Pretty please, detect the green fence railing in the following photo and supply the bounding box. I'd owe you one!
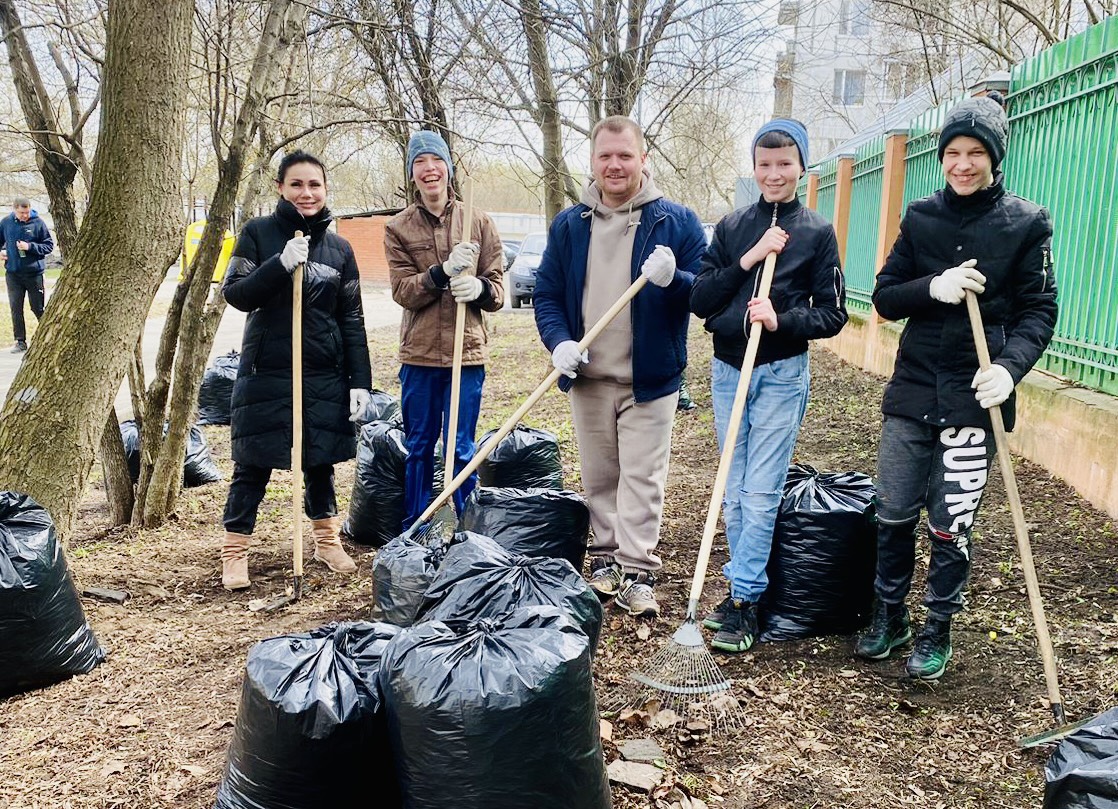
[843,137,885,313]
[815,158,838,222]
[901,96,964,208]
[1005,16,1118,394]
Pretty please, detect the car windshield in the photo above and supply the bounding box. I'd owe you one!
[519,233,546,256]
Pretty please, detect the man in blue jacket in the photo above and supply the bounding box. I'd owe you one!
[1,198,54,353]
[533,116,707,618]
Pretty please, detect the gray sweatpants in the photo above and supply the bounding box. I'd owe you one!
[569,378,678,574]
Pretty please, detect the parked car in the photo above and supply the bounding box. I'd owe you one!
[502,239,522,270]
[508,232,546,309]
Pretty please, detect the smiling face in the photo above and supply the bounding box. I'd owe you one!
[411,153,450,209]
[941,135,994,196]
[753,145,802,204]
[276,161,327,217]
[591,126,646,208]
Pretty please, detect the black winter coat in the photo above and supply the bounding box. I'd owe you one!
[691,196,847,369]
[222,199,372,469]
[872,174,1058,432]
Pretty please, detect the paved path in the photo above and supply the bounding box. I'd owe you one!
[0,274,407,420]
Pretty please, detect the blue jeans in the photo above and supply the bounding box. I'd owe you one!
[711,353,810,602]
[399,363,485,529]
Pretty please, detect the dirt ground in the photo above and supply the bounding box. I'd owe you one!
[1,312,1115,809]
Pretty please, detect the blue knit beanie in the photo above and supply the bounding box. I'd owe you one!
[752,118,810,171]
[407,130,454,180]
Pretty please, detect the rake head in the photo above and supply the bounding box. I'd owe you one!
[613,617,747,736]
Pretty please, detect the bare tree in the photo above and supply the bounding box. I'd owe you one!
[0,0,192,540]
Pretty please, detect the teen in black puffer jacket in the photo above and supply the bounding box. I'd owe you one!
[218,150,372,591]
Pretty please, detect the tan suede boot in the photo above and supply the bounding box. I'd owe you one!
[311,516,356,573]
[221,531,251,590]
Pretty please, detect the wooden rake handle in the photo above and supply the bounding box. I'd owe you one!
[444,174,475,501]
[964,290,1065,723]
[291,230,305,582]
[418,273,650,525]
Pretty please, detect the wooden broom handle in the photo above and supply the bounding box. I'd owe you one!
[964,290,1064,722]
[291,230,304,578]
[418,273,650,525]
[444,174,475,499]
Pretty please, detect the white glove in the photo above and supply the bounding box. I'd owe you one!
[971,364,1014,409]
[450,274,484,303]
[349,388,371,421]
[640,244,676,287]
[929,259,985,304]
[279,235,310,272]
[551,340,588,379]
[443,242,479,276]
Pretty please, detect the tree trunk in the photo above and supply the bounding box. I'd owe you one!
[136,0,301,528]
[520,0,568,222]
[99,408,133,525]
[0,0,192,541]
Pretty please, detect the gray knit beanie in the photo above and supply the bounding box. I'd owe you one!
[937,92,1009,168]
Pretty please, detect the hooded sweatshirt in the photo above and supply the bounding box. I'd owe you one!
[579,168,663,383]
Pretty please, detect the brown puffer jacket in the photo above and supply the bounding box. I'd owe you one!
[385,198,505,367]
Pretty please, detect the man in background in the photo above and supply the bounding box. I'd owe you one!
[1,197,54,353]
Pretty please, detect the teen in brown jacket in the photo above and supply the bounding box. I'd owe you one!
[384,130,504,529]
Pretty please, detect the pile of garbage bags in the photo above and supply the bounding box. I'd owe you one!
[197,350,239,425]
[120,420,222,488]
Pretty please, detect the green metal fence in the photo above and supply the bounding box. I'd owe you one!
[843,137,885,313]
[1004,16,1118,394]
[815,158,838,221]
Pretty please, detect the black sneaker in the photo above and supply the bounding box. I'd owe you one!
[10,340,27,354]
[587,557,622,600]
[702,594,735,631]
[710,599,758,653]
[677,379,696,411]
[615,572,659,617]
[906,614,953,680]
[854,600,912,660]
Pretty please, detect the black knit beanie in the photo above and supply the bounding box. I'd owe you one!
[937,91,1009,168]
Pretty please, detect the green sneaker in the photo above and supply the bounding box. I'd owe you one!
[702,594,735,630]
[587,557,622,600]
[906,615,953,680]
[710,600,758,653]
[854,601,912,660]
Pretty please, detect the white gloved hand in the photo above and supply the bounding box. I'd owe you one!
[551,340,588,379]
[971,364,1014,409]
[280,235,310,272]
[929,259,985,304]
[640,244,676,287]
[349,388,371,422]
[443,242,480,277]
[450,274,484,303]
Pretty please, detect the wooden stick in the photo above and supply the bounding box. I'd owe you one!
[418,273,650,525]
[964,290,1065,724]
[291,230,304,597]
[444,173,475,503]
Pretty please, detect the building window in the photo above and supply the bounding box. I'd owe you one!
[833,69,866,105]
[885,61,923,100]
[838,0,871,36]
[777,0,799,25]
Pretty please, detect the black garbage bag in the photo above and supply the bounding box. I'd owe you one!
[197,350,240,425]
[119,421,222,488]
[459,487,590,570]
[215,621,402,809]
[419,532,602,654]
[0,491,105,697]
[758,464,876,642]
[371,527,466,627]
[344,421,444,548]
[477,424,562,490]
[379,606,611,809]
[1044,707,1118,808]
[183,425,222,487]
[351,389,401,431]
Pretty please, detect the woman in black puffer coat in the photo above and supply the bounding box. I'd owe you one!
[218,150,372,590]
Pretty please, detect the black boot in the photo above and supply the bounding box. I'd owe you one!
[906,613,953,680]
[854,600,911,660]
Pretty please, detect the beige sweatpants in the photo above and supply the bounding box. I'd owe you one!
[569,378,678,573]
